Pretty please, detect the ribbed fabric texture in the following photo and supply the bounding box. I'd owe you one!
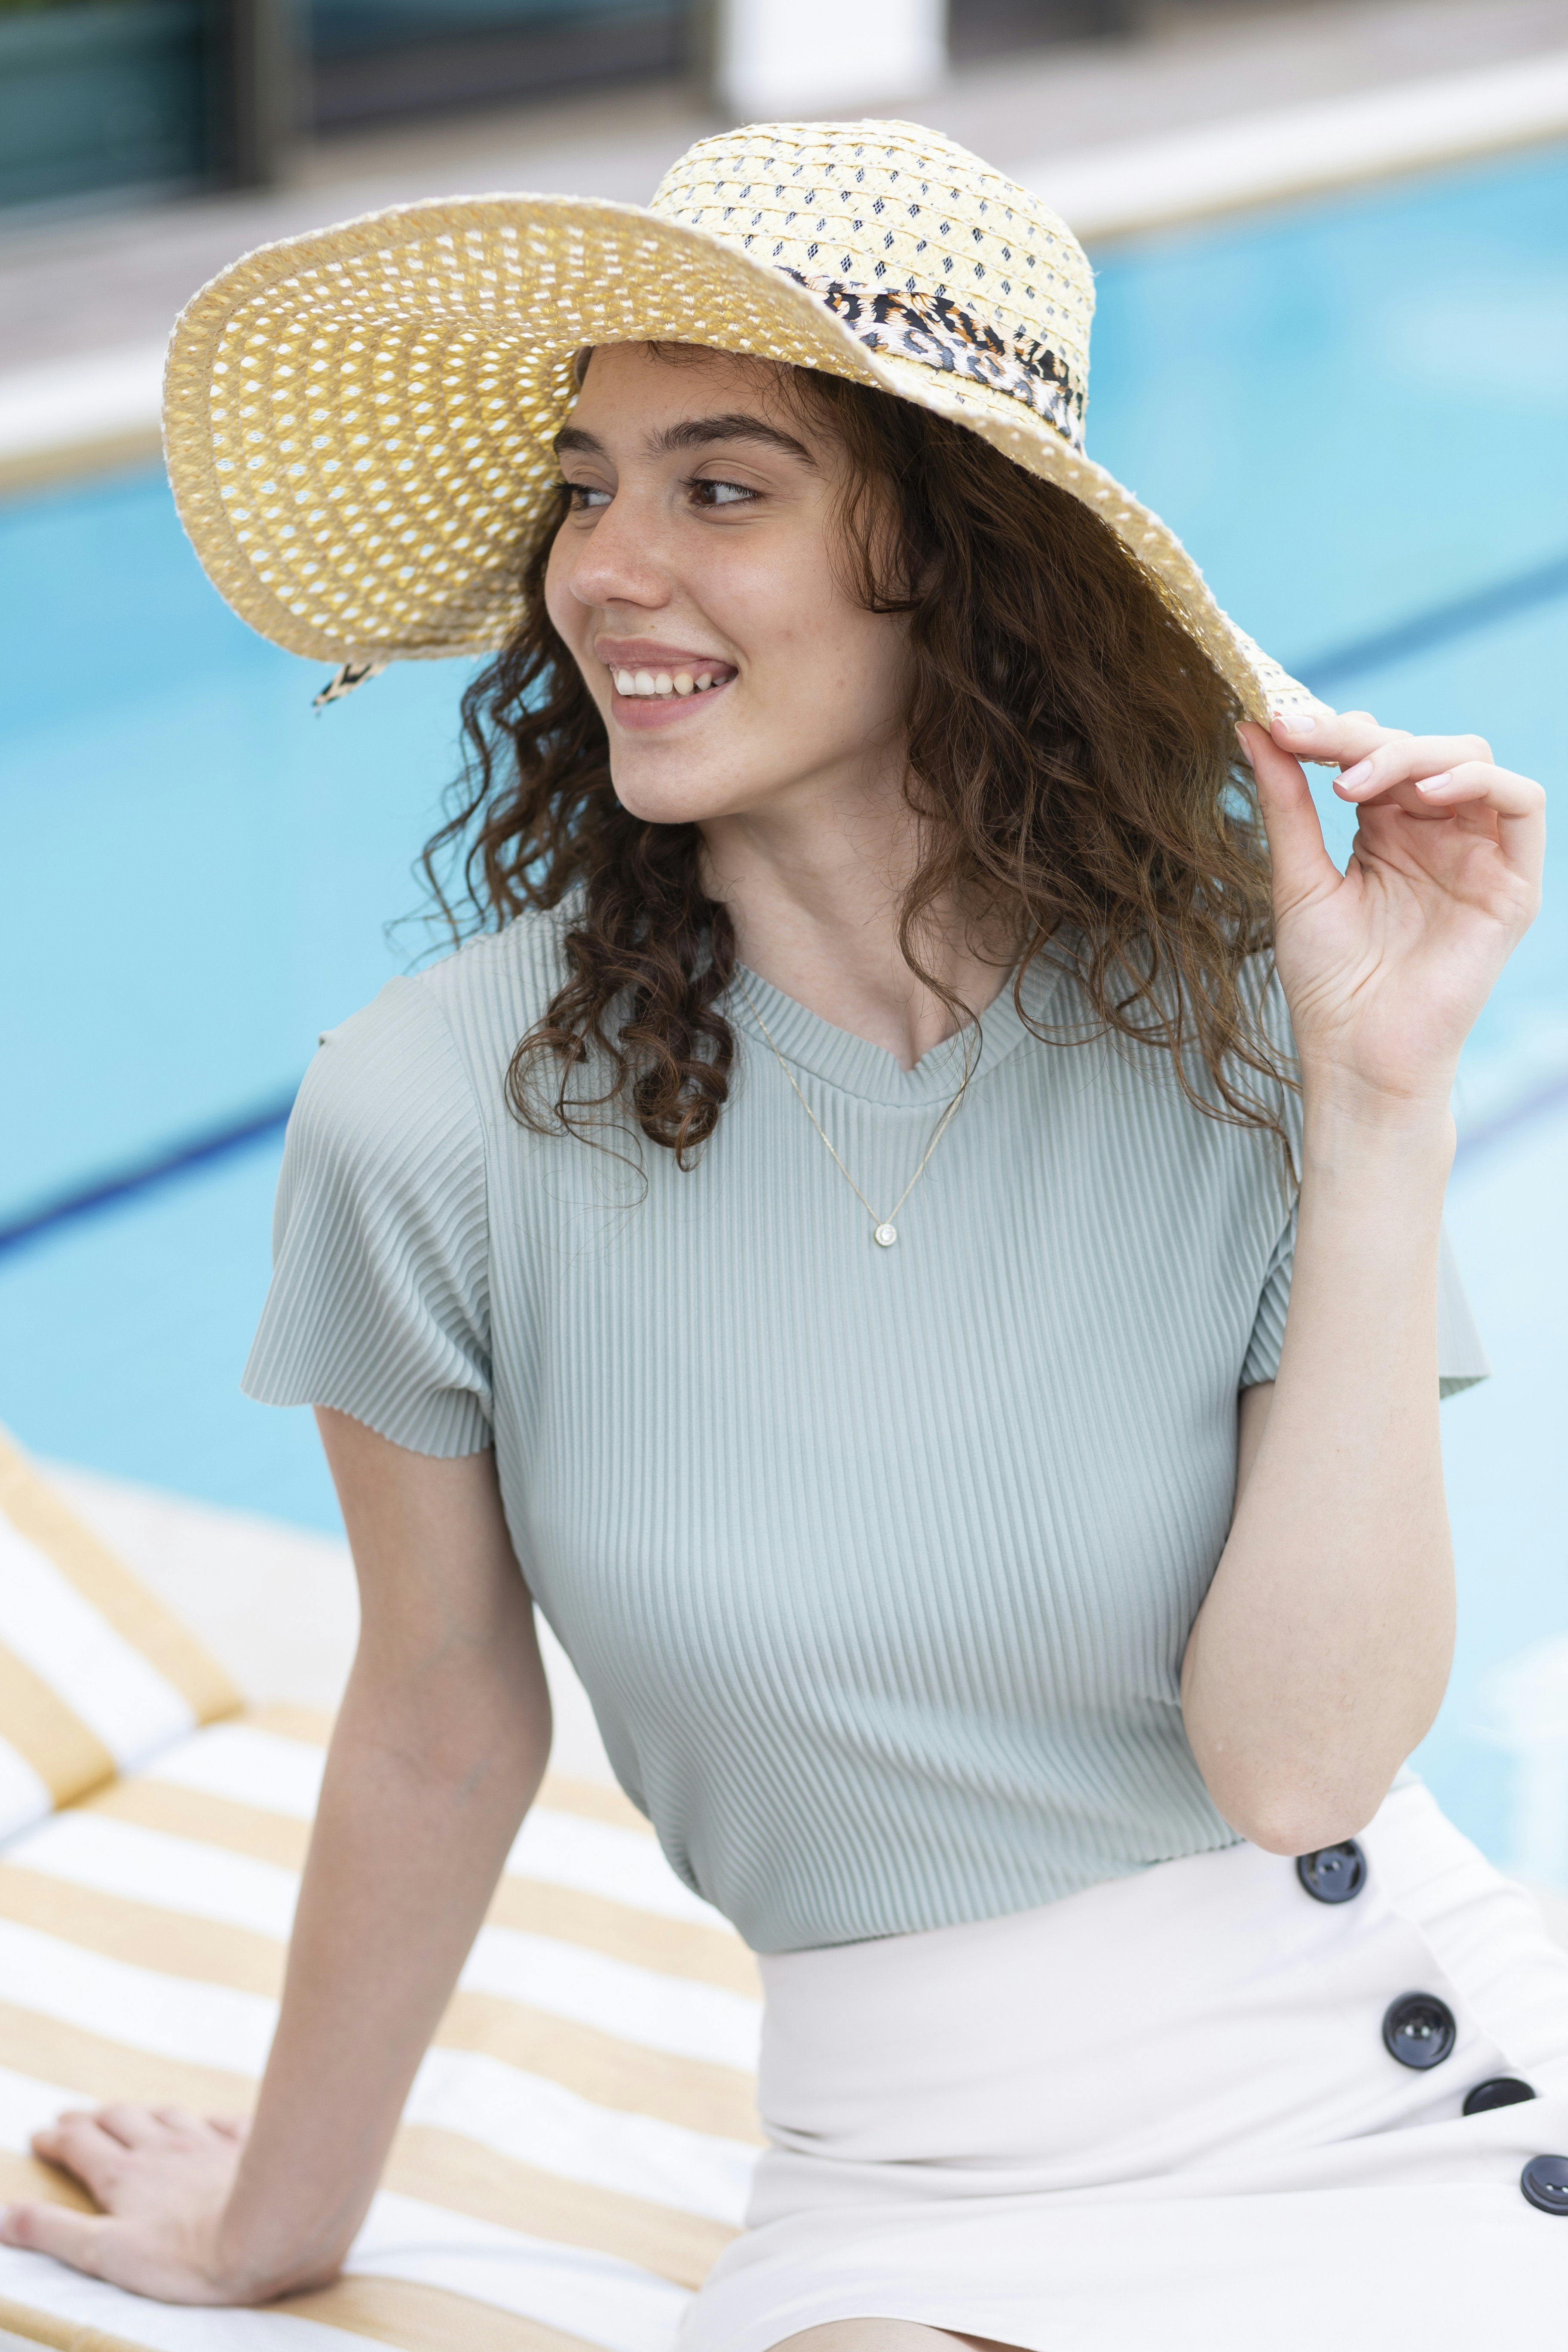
[245,906,1489,1953]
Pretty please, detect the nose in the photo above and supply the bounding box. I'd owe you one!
[558,481,674,620]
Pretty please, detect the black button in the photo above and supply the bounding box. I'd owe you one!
[1296,1842,1367,1903]
[1382,1992,1457,2069]
[1464,2076,1536,2116]
[1520,2154,1568,2214]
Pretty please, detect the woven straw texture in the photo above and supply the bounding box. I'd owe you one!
[162,119,1322,723]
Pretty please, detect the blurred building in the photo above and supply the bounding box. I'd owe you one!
[0,0,1147,215]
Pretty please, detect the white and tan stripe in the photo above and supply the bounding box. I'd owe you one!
[0,1676,759,2343]
[5,1811,760,2067]
[0,2154,639,2352]
[142,1728,725,1932]
[0,2083,693,2351]
[0,1738,52,1850]
[0,1914,756,2208]
[0,1433,238,1812]
[67,1773,756,1991]
[0,1650,110,1822]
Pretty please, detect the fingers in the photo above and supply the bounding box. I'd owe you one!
[150,2104,202,2137]
[1265,708,1545,885]
[1236,721,1341,909]
[1330,736,1498,804]
[32,2110,136,2201]
[1317,728,1544,884]
[99,2102,175,2150]
[1270,709,1407,769]
[1271,710,1494,776]
[0,2198,112,2274]
[1414,759,1545,815]
[1412,759,1547,888]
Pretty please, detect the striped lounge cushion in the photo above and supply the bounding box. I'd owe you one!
[0,1427,240,1831]
[0,1443,762,2350]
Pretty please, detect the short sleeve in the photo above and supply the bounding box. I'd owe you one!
[1240,1207,1295,1391]
[242,977,493,1455]
[1240,1210,1491,1401]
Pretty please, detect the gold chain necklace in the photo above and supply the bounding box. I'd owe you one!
[735,974,970,1249]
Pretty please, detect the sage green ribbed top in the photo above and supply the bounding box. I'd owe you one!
[244,903,1487,1952]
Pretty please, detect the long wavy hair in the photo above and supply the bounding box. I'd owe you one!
[421,357,1291,1167]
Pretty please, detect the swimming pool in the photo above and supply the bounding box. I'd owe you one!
[3,140,1565,1876]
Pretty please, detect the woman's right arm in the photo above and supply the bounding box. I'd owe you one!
[0,1407,552,2302]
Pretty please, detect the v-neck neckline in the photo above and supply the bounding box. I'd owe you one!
[732,953,1068,1108]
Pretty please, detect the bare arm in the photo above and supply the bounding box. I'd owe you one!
[1188,1102,1452,1854]
[2,1409,551,2300]
[1182,709,1544,1855]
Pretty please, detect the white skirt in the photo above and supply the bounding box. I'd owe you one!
[679,1785,1568,2351]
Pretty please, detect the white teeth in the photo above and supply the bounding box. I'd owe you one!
[611,663,727,697]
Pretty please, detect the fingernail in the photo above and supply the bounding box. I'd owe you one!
[1338,759,1372,790]
[1276,712,1316,735]
[1233,723,1254,766]
[1417,771,1454,794]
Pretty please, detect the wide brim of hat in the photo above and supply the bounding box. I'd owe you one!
[163,191,1323,724]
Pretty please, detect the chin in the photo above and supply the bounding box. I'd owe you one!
[607,758,744,830]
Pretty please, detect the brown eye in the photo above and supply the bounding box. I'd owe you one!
[692,478,755,508]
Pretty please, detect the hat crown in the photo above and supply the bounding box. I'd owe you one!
[650,119,1096,450]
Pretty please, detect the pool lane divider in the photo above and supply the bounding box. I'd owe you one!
[3,542,1566,1262]
[0,1095,298,1262]
[8,995,1568,1266]
[1295,554,1568,697]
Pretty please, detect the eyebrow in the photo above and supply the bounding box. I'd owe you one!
[553,413,816,465]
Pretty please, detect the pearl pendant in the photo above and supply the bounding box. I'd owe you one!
[873,1222,898,1248]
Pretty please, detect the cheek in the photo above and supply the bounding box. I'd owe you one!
[720,546,859,680]
[543,536,605,707]
[782,600,909,725]
[542,533,578,641]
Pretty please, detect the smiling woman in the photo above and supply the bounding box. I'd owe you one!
[6,116,1561,2352]
[434,342,1275,1166]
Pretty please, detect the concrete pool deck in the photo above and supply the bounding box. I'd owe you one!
[3,0,1568,490]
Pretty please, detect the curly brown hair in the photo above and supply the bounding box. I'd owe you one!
[422,358,1290,1167]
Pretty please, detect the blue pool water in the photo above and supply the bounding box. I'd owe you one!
[3,141,1566,1874]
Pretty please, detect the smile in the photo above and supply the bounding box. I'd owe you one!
[611,666,732,698]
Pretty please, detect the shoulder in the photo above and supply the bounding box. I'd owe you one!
[276,903,572,1242]
[411,896,579,1073]
[1045,940,1297,1127]
[296,899,577,1156]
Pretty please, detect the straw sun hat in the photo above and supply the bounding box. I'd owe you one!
[163,118,1322,722]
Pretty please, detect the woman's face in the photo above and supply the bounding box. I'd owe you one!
[544,344,912,832]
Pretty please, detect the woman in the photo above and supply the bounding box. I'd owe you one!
[5,120,1561,2347]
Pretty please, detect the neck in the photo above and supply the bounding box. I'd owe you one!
[698,767,1012,1072]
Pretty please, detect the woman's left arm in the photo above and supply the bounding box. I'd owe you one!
[1181,710,1545,1855]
